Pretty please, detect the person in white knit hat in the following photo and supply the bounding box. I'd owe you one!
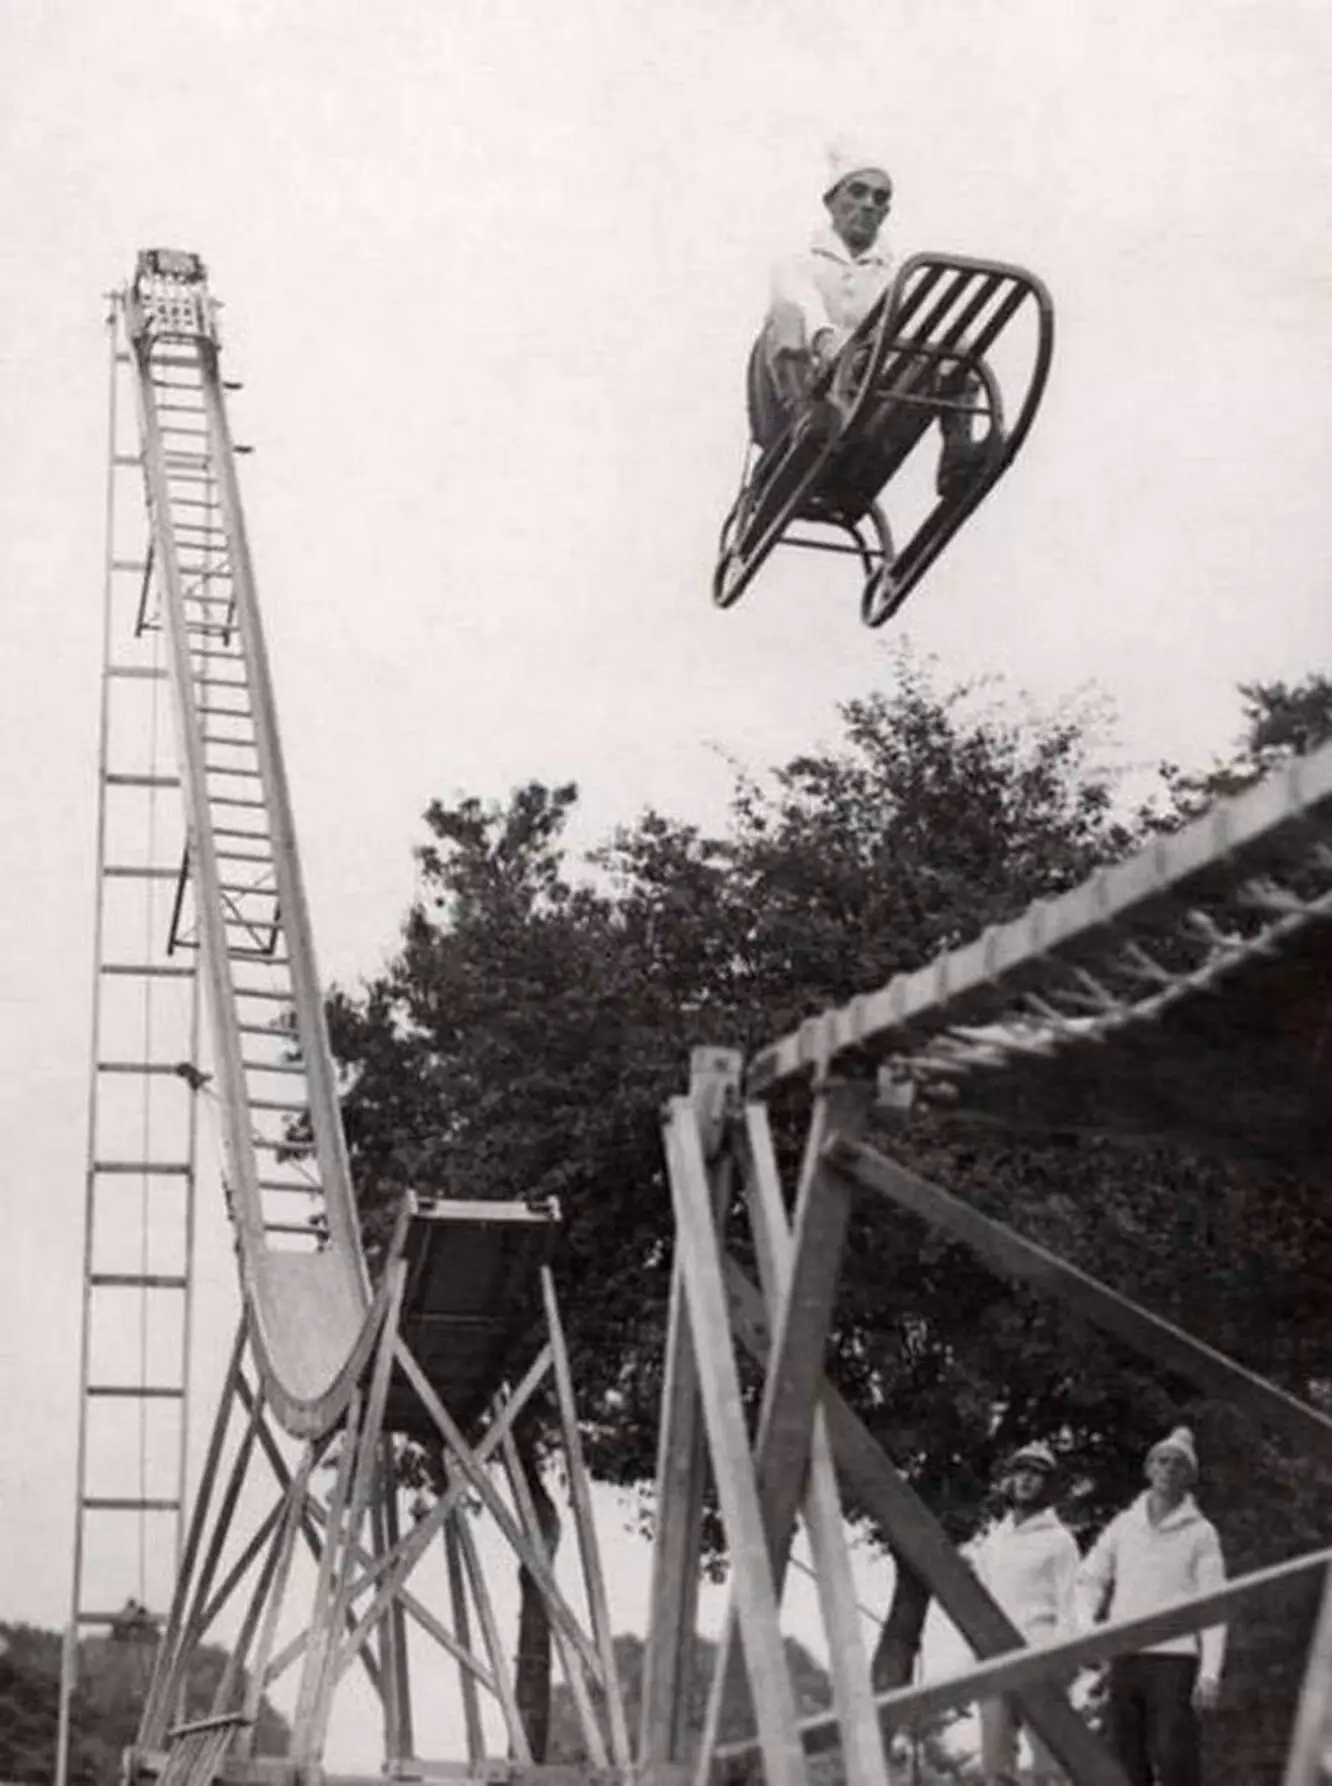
[1077,1427,1226,1786]
[967,1440,1079,1786]
[752,138,982,495]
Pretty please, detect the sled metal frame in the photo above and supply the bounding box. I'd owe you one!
[648,1044,1332,1786]
[713,253,1054,627]
[129,1206,629,1778]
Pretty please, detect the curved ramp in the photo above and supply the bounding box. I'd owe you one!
[125,250,373,1436]
[748,742,1332,1168]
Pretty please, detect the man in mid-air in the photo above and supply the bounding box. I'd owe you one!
[754,141,986,496]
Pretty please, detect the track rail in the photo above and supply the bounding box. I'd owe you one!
[748,741,1332,1165]
[125,251,373,1437]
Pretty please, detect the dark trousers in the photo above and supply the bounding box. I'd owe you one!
[1107,1654,1200,1786]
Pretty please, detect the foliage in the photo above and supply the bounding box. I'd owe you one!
[1155,674,1332,816]
[0,1619,289,1784]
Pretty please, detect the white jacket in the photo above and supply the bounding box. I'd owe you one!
[769,224,895,349]
[1076,1493,1226,1681]
[969,1507,1081,1644]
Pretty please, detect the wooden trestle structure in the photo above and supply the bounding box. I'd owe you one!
[66,247,1332,1786]
[130,1197,633,1780]
[647,743,1332,1786]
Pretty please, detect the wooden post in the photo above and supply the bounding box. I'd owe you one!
[444,1513,486,1762]
[640,1049,741,1771]
[662,1096,806,1786]
[737,1096,887,1786]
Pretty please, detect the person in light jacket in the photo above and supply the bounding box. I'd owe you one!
[1077,1427,1225,1786]
[968,1440,1080,1786]
[753,141,984,494]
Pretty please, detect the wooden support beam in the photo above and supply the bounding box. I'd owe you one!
[453,1492,532,1763]
[542,1264,632,1768]
[443,1516,485,1762]
[1283,1562,1332,1786]
[723,1259,1127,1786]
[696,1084,875,1786]
[378,1446,415,1764]
[325,1346,557,1701]
[662,1097,806,1786]
[310,1263,408,1746]
[640,1053,741,1767]
[499,1422,609,1767]
[238,1447,318,1751]
[713,1543,1332,1762]
[238,1382,381,1701]
[828,1135,1332,1466]
[737,1099,887,1786]
[139,1324,247,1747]
[394,1342,605,1686]
[292,1391,364,1753]
[197,1499,285,1640]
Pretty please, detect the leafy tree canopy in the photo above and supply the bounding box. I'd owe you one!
[0,1619,289,1784]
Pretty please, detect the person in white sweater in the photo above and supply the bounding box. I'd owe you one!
[1077,1427,1226,1786]
[968,1441,1080,1786]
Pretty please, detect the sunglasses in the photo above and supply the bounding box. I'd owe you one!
[846,180,892,207]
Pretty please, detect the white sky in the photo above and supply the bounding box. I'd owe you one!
[1,0,1330,1765]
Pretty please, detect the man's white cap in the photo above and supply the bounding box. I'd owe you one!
[823,138,892,199]
[1006,1440,1057,1474]
[1148,1426,1198,1477]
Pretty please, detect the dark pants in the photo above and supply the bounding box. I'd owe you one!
[1107,1654,1200,1786]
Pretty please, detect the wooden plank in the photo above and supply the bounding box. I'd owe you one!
[1283,1563,1332,1786]
[712,1544,1332,1761]
[453,1498,532,1763]
[291,1391,363,1753]
[325,1346,555,1695]
[237,1449,317,1753]
[394,1343,605,1683]
[443,1518,485,1762]
[662,1098,806,1786]
[830,1136,1332,1466]
[738,1099,887,1786]
[542,1265,632,1768]
[378,1447,416,1763]
[696,1084,872,1781]
[139,1324,247,1746]
[499,1423,609,1767]
[641,1048,744,1773]
[639,1241,710,1764]
[746,738,1332,1094]
[310,1266,408,1744]
[640,1047,740,1766]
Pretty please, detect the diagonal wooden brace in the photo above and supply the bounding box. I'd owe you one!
[663,1097,807,1786]
[724,1259,1128,1786]
[696,1084,877,1786]
[829,1135,1332,1465]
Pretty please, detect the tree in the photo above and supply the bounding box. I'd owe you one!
[0,1620,290,1784]
[1156,673,1332,815]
